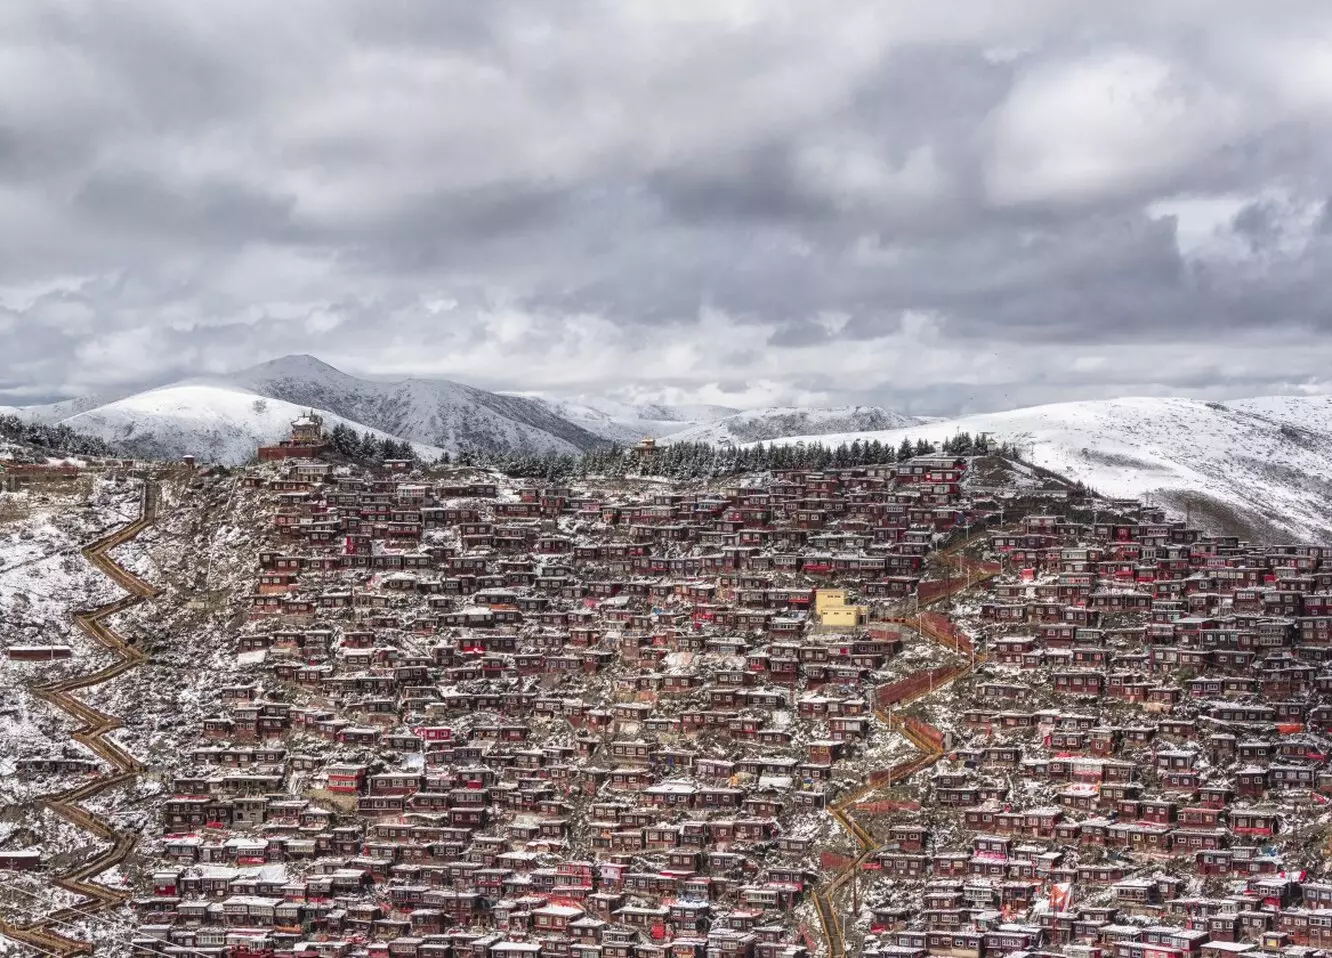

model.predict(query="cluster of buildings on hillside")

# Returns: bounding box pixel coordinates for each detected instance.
[850,510,1332,958]
[23,406,1332,958]
[120,435,988,958]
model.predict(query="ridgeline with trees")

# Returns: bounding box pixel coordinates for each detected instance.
[448,431,1020,481]
[325,423,420,465]
[0,414,117,460]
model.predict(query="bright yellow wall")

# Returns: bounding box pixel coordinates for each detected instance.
[821,606,865,627]
[815,589,848,613]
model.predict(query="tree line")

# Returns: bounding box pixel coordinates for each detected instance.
[447,430,1018,480]
[325,423,420,464]
[0,414,118,460]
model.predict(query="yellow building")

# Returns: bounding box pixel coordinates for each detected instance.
[815,589,848,614]
[821,605,866,628]
[816,588,867,629]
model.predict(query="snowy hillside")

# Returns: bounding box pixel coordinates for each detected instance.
[215,355,607,454]
[61,384,444,466]
[2,355,739,462]
[665,405,921,446]
[0,393,127,425]
[765,396,1332,542]
[515,396,739,444]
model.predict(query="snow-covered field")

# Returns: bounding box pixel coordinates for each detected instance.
[763,395,1332,541]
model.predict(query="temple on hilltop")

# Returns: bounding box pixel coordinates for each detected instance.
[257,410,328,461]
[289,410,325,446]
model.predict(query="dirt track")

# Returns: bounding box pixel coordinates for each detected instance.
[811,534,1000,958]
[1,481,160,957]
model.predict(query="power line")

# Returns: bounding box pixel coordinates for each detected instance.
[0,893,99,958]
[0,880,227,958]
[0,918,70,958]
[0,880,132,941]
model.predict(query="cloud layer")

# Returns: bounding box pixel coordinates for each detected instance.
[5,1,1332,412]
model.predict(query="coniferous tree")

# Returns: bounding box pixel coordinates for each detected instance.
[0,414,116,458]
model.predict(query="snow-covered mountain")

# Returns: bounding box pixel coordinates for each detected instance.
[514,396,740,444]
[664,405,922,445]
[764,396,1332,542]
[2,356,746,465]
[210,355,608,454]
[18,352,1332,540]
[0,392,129,425]
[60,384,446,465]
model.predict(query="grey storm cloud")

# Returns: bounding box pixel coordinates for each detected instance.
[5,0,1332,410]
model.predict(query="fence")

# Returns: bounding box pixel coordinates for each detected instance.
[875,665,965,707]
[900,715,946,753]
[918,611,975,654]
[856,798,921,815]
[867,750,940,788]
[820,851,854,872]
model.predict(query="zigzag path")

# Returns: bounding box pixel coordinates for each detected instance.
[811,533,1000,958]
[1,481,160,957]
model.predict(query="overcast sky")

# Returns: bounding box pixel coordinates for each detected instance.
[4,2,1332,413]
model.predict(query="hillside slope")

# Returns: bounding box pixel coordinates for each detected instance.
[765,396,1332,542]
[516,396,739,444]
[0,393,129,425]
[216,355,607,454]
[665,405,921,445]
[61,384,445,465]
[4,356,736,462]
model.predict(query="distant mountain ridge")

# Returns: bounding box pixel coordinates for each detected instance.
[213,355,610,454]
[60,383,448,465]
[662,405,922,445]
[5,355,611,463]
[1,355,917,466]
[8,355,1332,543]
[512,395,740,445]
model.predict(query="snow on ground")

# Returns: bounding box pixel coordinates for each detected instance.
[214,354,606,454]
[60,383,445,466]
[0,468,267,953]
[0,477,142,806]
[106,520,162,582]
[761,396,1332,541]
[515,396,740,444]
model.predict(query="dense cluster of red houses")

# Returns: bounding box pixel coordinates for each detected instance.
[847,509,1332,958]
[127,455,979,958]
[118,446,1332,958]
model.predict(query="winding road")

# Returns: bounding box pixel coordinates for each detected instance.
[1,480,160,957]
[811,537,1000,958]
